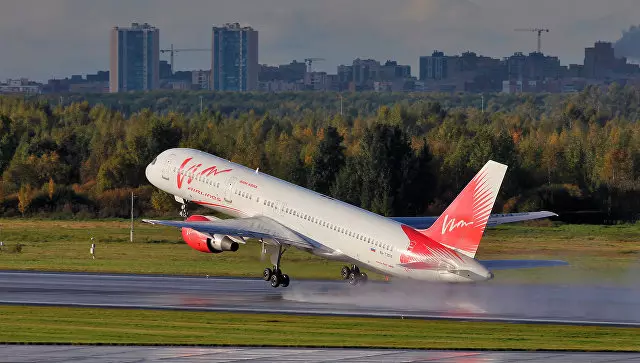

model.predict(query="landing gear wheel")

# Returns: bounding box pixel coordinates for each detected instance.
[348,272,359,285]
[359,272,368,283]
[263,268,273,281]
[280,274,290,288]
[270,273,281,288]
[341,266,351,280]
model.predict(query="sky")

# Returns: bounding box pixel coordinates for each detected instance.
[1,0,640,81]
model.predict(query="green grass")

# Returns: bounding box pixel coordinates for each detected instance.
[0,219,638,283]
[1,306,639,351]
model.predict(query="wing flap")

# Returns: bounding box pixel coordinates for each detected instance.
[479,259,568,271]
[143,216,315,250]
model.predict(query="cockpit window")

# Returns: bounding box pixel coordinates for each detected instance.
[151,157,157,165]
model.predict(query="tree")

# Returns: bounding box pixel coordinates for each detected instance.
[48,177,55,200]
[151,190,175,214]
[308,126,345,195]
[333,124,418,216]
[17,184,32,217]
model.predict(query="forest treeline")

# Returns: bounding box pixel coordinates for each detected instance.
[2,84,640,223]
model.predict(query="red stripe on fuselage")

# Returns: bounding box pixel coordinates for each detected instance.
[399,224,463,270]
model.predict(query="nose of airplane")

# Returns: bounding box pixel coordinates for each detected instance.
[145,157,156,182]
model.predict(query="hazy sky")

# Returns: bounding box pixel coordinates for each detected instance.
[2,0,639,81]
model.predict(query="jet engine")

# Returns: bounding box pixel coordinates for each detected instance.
[181,215,241,253]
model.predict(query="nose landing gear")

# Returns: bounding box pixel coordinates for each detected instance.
[179,202,190,218]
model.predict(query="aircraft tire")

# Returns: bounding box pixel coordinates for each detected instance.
[359,272,368,283]
[263,268,273,281]
[280,274,290,288]
[341,266,351,280]
[348,272,359,285]
[270,273,281,288]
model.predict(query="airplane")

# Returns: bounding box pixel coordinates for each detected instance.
[143,148,567,288]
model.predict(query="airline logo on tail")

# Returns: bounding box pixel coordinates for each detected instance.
[441,215,474,234]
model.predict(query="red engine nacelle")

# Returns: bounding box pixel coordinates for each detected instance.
[182,215,240,254]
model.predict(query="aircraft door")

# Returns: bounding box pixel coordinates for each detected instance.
[224,177,239,203]
[161,154,175,180]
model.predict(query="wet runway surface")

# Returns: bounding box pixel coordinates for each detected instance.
[1,271,640,326]
[3,345,640,363]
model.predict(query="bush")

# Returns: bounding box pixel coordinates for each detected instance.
[3,243,24,254]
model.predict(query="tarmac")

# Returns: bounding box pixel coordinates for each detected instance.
[2,345,640,363]
[1,271,639,326]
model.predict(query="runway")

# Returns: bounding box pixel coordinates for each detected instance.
[1,271,640,327]
[3,345,640,363]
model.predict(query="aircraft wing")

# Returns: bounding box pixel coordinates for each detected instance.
[390,211,558,230]
[142,216,316,250]
[479,259,568,271]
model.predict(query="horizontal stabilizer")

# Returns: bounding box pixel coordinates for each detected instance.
[391,211,558,230]
[479,259,568,271]
[486,211,558,227]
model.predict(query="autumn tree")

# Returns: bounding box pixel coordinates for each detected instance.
[17,184,32,217]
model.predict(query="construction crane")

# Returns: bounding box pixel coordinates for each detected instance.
[160,44,211,73]
[515,28,550,53]
[304,58,325,73]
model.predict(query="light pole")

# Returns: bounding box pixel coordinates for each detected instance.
[338,94,343,116]
[130,192,136,242]
[481,95,485,113]
[199,96,203,114]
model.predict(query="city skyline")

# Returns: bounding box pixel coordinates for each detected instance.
[2,0,640,81]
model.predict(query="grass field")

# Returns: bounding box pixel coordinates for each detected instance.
[1,306,639,351]
[0,218,638,284]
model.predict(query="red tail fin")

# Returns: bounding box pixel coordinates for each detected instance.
[419,160,507,258]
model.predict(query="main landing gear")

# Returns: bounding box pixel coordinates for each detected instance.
[341,264,368,285]
[262,243,290,288]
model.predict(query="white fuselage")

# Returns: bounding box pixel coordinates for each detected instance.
[146,148,492,282]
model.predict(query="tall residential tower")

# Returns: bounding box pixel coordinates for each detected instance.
[110,22,160,92]
[211,23,258,91]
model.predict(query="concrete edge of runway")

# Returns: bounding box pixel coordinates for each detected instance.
[1,342,639,354]
[3,301,640,329]
[3,345,640,363]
